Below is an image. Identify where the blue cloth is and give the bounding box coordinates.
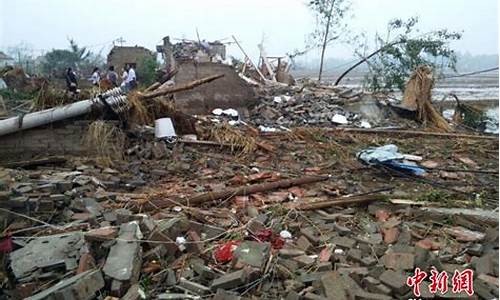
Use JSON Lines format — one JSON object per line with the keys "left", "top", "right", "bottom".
{"left": 357, "top": 144, "right": 426, "bottom": 176}
{"left": 381, "top": 160, "right": 427, "bottom": 176}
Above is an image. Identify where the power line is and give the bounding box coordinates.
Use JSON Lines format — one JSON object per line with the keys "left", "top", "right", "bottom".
{"left": 442, "top": 67, "right": 499, "bottom": 79}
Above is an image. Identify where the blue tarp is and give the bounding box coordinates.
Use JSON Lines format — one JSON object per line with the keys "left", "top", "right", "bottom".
{"left": 357, "top": 144, "right": 426, "bottom": 176}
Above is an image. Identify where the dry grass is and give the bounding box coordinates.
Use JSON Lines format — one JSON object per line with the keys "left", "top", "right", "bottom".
{"left": 210, "top": 123, "right": 257, "bottom": 156}
{"left": 0, "top": 95, "right": 6, "bottom": 116}
{"left": 152, "top": 98, "right": 176, "bottom": 119}
{"left": 31, "top": 84, "right": 97, "bottom": 111}
{"left": 127, "top": 92, "right": 154, "bottom": 125}
{"left": 126, "top": 92, "right": 177, "bottom": 126}
{"left": 402, "top": 66, "right": 451, "bottom": 132}
{"left": 82, "top": 121, "right": 125, "bottom": 167}
{"left": 32, "top": 84, "right": 67, "bottom": 110}
{"left": 292, "top": 127, "right": 350, "bottom": 161}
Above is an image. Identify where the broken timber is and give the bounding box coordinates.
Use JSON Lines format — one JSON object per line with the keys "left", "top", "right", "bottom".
{"left": 232, "top": 35, "right": 268, "bottom": 83}
{"left": 138, "top": 74, "right": 225, "bottom": 100}
{"left": 138, "top": 175, "right": 329, "bottom": 211}
{"left": 292, "top": 194, "right": 386, "bottom": 210}
{"left": 1, "top": 156, "right": 67, "bottom": 168}
{"left": 262, "top": 127, "right": 497, "bottom": 140}
{"left": 180, "top": 138, "right": 274, "bottom": 153}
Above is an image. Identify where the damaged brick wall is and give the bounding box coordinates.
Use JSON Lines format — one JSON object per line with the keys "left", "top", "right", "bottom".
{"left": 0, "top": 120, "right": 91, "bottom": 162}
{"left": 173, "top": 61, "right": 256, "bottom": 116}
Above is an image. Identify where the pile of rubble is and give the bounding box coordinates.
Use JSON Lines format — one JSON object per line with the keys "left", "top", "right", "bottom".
{"left": 251, "top": 87, "right": 363, "bottom": 129}
{"left": 0, "top": 124, "right": 498, "bottom": 299}
{"left": 248, "top": 81, "right": 416, "bottom": 131}
{"left": 0, "top": 58, "right": 498, "bottom": 300}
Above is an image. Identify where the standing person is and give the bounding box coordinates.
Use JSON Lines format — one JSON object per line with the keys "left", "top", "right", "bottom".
{"left": 125, "top": 64, "right": 137, "bottom": 91}
{"left": 120, "top": 66, "right": 128, "bottom": 89}
{"left": 65, "top": 67, "right": 78, "bottom": 94}
{"left": 90, "top": 67, "right": 100, "bottom": 86}
{"left": 106, "top": 65, "right": 118, "bottom": 87}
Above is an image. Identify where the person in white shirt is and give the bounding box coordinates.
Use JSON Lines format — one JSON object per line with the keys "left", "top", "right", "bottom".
{"left": 125, "top": 64, "right": 137, "bottom": 91}
{"left": 90, "top": 67, "right": 100, "bottom": 86}
{"left": 120, "top": 67, "right": 128, "bottom": 88}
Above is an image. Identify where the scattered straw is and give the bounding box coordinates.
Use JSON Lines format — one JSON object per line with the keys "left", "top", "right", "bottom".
{"left": 210, "top": 123, "right": 257, "bottom": 156}
{"left": 32, "top": 84, "right": 66, "bottom": 110}
{"left": 126, "top": 92, "right": 176, "bottom": 126}
{"left": 82, "top": 121, "right": 125, "bottom": 167}
{"left": 402, "top": 65, "right": 451, "bottom": 132}
{"left": 127, "top": 92, "right": 154, "bottom": 125}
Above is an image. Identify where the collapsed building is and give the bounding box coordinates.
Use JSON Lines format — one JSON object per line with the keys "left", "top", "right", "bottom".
{"left": 157, "top": 36, "right": 256, "bottom": 115}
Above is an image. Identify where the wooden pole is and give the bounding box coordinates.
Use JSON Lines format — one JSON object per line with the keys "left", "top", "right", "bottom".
{"left": 293, "top": 194, "right": 386, "bottom": 210}
{"left": 138, "top": 74, "right": 224, "bottom": 100}
{"left": 335, "top": 128, "right": 498, "bottom": 140}
{"left": 258, "top": 43, "right": 276, "bottom": 81}
{"left": 1, "top": 157, "right": 67, "bottom": 169}
{"left": 232, "top": 35, "right": 268, "bottom": 82}
{"left": 186, "top": 175, "right": 329, "bottom": 206}
{"left": 137, "top": 175, "right": 329, "bottom": 211}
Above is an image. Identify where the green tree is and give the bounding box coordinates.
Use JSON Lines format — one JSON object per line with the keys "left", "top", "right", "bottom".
{"left": 136, "top": 56, "right": 158, "bottom": 87}
{"left": 360, "top": 17, "right": 462, "bottom": 92}
{"left": 41, "top": 49, "right": 80, "bottom": 76}
{"left": 68, "top": 38, "right": 90, "bottom": 62}
{"left": 40, "top": 39, "right": 104, "bottom": 77}
{"left": 308, "top": 0, "right": 351, "bottom": 81}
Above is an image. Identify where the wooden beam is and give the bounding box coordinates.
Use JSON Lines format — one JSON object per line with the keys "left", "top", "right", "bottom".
{"left": 138, "top": 74, "right": 225, "bottom": 100}
{"left": 232, "top": 35, "right": 268, "bottom": 82}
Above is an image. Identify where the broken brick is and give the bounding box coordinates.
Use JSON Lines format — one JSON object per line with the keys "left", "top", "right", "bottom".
{"left": 379, "top": 270, "right": 410, "bottom": 295}
{"left": 382, "top": 252, "right": 415, "bottom": 270}
{"left": 211, "top": 268, "right": 249, "bottom": 291}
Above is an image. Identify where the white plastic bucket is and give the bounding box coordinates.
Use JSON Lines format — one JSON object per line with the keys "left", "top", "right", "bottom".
{"left": 154, "top": 118, "right": 176, "bottom": 138}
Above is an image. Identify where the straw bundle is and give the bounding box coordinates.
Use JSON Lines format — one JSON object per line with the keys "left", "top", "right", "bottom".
{"left": 82, "top": 121, "right": 125, "bottom": 166}
{"left": 402, "top": 66, "right": 451, "bottom": 132}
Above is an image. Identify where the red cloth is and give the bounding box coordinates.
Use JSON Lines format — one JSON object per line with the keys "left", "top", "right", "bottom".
{"left": 214, "top": 241, "right": 240, "bottom": 263}
{"left": 0, "top": 235, "right": 13, "bottom": 253}
{"left": 255, "top": 229, "right": 285, "bottom": 249}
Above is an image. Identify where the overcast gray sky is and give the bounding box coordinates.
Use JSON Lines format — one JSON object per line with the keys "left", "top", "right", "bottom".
{"left": 1, "top": 0, "right": 498, "bottom": 61}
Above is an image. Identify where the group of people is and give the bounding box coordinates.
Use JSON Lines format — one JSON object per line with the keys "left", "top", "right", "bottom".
{"left": 65, "top": 64, "right": 137, "bottom": 94}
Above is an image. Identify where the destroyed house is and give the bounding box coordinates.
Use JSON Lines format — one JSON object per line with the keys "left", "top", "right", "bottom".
{"left": 157, "top": 36, "right": 226, "bottom": 69}
{"left": 157, "top": 36, "right": 255, "bottom": 115}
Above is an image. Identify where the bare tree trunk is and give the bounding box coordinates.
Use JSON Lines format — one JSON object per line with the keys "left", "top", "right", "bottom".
{"left": 318, "top": 0, "right": 336, "bottom": 81}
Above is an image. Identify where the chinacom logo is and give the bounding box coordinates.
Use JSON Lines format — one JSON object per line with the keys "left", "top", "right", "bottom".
{"left": 406, "top": 267, "right": 474, "bottom": 298}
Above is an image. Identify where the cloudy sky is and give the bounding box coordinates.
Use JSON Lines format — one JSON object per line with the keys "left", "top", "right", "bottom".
{"left": 0, "top": 0, "right": 498, "bottom": 62}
